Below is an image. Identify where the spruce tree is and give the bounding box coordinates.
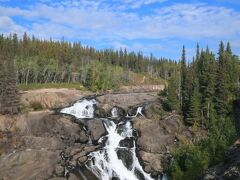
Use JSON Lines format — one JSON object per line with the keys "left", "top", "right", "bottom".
{"left": 198, "top": 49, "right": 216, "bottom": 127}
{"left": 215, "top": 42, "right": 229, "bottom": 115}
{"left": 181, "top": 46, "right": 188, "bottom": 117}
{"left": 186, "top": 78, "right": 201, "bottom": 125}
{"left": 84, "top": 68, "right": 94, "bottom": 90}
{"left": 0, "top": 40, "right": 20, "bottom": 114}
{"left": 196, "top": 43, "right": 200, "bottom": 62}
{"left": 167, "top": 76, "right": 180, "bottom": 112}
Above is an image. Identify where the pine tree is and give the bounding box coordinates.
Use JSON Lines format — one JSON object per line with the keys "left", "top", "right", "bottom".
{"left": 181, "top": 46, "right": 188, "bottom": 117}
{"left": 186, "top": 78, "right": 201, "bottom": 125}
{"left": 196, "top": 43, "right": 200, "bottom": 62}
{"left": 84, "top": 68, "right": 94, "bottom": 90}
{"left": 215, "top": 42, "right": 229, "bottom": 116}
{"left": 167, "top": 76, "right": 180, "bottom": 112}
{"left": 0, "top": 40, "right": 20, "bottom": 114}
{"left": 198, "top": 49, "right": 216, "bottom": 127}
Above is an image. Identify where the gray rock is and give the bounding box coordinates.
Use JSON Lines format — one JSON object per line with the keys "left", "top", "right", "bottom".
{"left": 86, "top": 119, "right": 106, "bottom": 142}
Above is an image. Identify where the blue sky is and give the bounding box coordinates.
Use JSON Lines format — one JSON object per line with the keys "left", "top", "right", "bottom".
{"left": 0, "top": 0, "right": 240, "bottom": 60}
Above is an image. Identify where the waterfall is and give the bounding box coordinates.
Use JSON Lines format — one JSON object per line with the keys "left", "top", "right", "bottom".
{"left": 111, "top": 107, "right": 118, "bottom": 117}
{"left": 86, "top": 119, "right": 153, "bottom": 180}
{"left": 126, "top": 107, "right": 144, "bottom": 118}
{"left": 135, "top": 107, "right": 143, "bottom": 117}
{"left": 60, "top": 99, "right": 96, "bottom": 119}
{"left": 60, "top": 98, "right": 166, "bottom": 180}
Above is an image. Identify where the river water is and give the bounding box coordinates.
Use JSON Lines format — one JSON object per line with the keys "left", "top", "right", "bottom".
{"left": 61, "top": 98, "right": 167, "bottom": 180}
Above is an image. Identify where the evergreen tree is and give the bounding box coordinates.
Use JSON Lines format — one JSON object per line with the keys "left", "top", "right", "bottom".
{"left": 167, "top": 76, "right": 180, "bottom": 112}
{"left": 0, "top": 41, "right": 20, "bottom": 114}
{"left": 215, "top": 42, "right": 229, "bottom": 115}
{"left": 181, "top": 46, "right": 188, "bottom": 117}
{"left": 196, "top": 43, "right": 200, "bottom": 62}
{"left": 84, "top": 68, "right": 94, "bottom": 90}
{"left": 186, "top": 78, "right": 201, "bottom": 125}
{"left": 198, "top": 49, "right": 216, "bottom": 127}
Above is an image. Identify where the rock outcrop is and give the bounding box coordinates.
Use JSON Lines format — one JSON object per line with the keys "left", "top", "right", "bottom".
{"left": 1, "top": 88, "right": 206, "bottom": 179}
{"left": 0, "top": 111, "right": 98, "bottom": 179}
{"left": 203, "top": 139, "right": 240, "bottom": 180}
{"left": 96, "top": 92, "right": 159, "bottom": 112}
{"left": 132, "top": 101, "right": 206, "bottom": 175}
{"left": 21, "top": 88, "right": 90, "bottom": 110}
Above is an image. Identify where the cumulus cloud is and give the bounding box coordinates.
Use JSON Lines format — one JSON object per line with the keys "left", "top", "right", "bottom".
{"left": 0, "top": 1, "right": 239, "bottom": 58}
{"left": 0, "top": 16, "right": 26, "bottom": 34}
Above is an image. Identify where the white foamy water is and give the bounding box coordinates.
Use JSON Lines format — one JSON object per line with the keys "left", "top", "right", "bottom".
{"left": 111, "top": 107, "right": 118, "bottom": 117}
{"left": 126, "top": 107, "right": 144, "bottom": 118}
{"left": 60, "top": 99, "right": 96, "bottom": 119}
{"left": 87, "top": 119, "right": 153, "bottom": 180}
{"left": 60, "top": 98, "right": 166, "bottom": 180}
{"left": 135, "top": 107, "right": 143, "bottom": 117}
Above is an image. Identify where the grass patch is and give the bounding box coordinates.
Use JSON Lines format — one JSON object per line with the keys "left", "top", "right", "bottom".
{"left": 18, "top": 83, "right": 86, "bottom": 91}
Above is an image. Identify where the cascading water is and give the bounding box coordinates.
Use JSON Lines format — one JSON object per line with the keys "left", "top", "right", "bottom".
{"left": 60, "top": 99, "right": 96, "bottom": 118}
{"left": 111, "top": 107, "right": 118, "bottom": 118}
{"left": 60, "top": 98, "right": 166, "bottom": 180}
{"left": 126, "top": 107, "right": 144, "bottom": 118}
{"left": 86, "top": 119, "right": 153, "bottom": 180}
{"left": 135, "top": 107, "right": 143, "bottom": 117}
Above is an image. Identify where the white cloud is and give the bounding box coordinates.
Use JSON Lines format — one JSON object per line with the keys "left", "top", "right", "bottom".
{"left": 119, "top": 0, "right": 168, "bottom": 8}
{"left": 0, "top": 16, "right": 26, "bottom": 34}
{"left": 0, "top": 1, "right": 240, "bottom": 58}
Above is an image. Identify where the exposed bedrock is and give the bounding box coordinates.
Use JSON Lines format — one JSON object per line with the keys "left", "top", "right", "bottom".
{"left": 0, "top": 111, "right": 98, "bottom": 179}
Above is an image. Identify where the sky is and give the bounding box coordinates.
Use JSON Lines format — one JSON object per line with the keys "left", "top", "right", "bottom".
{"left": 0, "top": 0, "right": 240, "bottom": 60}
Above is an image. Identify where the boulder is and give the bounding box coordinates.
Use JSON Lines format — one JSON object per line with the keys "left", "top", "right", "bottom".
{"left": 133, "top": 118, "right": 175, "bottom": 153}
{"left": 0, "top": 149, "right": 60, "bottom": 179}
{"left": 117, "top": 149, "right": 133, "bottom": 170}
{"left": 139, "top": 151, "right": 163, "bottom": 173}
{"left": 119, "top": 137, "right": 134, "bottom": 148}
{"left": 86, "top": 119, "right": 106, "bottom": 142}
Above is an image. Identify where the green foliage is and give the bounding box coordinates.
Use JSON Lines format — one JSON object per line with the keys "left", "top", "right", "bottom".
{"left": 0, "top": 36, "right": 20, "bottom": 114}
{"left": 169, "top": 116, "right": 237, "bottom": 180}
{"left": 181, "top": 46, "right": 188, "bottom": 116}
{"left": 186, "top": 78, "right": 201, "bottom": 125}
{"left": 165, "top": 76, "right": 180, "bottom": 112}
{"left": 167, "top": 42, "right": 239, "bottom": 179}
{"left": 0, "top": 33, "right": 176, "bottom": 92}
{"left": 169, "top": 144, "right": 209, "bottom": 180}
{"left": 202, "top": 116, "right": 237, "bottom": 165}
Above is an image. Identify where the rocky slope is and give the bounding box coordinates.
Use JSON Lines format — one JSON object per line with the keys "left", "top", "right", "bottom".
{"left": 0, "top": 111, "right": 100, "bottom": 179}
{"left": 131, "top": 101, "right": 207, "bottom": 176}
{"left": 203, "top": 139, "right": 240, "bottom": 180}
{"left": 0, "top": 87, "right": 202, "bottom": 179}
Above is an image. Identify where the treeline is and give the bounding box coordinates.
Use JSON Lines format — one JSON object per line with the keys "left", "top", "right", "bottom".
{"left": 166, "top": 42, "right": 240, "bottom": 179}
{"left": 0, "top": 33, "right": 177, "bottom": 90}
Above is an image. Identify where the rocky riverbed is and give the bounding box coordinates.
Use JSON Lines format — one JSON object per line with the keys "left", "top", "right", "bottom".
{"left": 0, "top": 88, "right": 205, "bottom": 179}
